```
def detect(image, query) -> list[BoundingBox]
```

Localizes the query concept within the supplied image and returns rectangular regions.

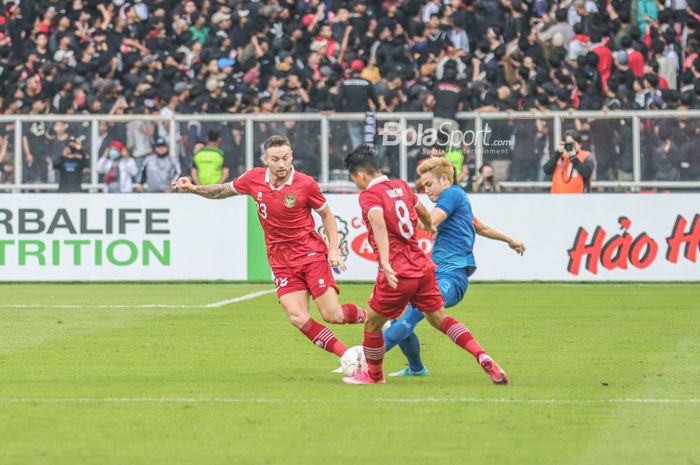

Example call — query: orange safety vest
[550,150,591,194]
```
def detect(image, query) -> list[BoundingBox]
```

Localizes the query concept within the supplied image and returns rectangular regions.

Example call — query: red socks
[440,316,485,359]
[300,319,347,357]
[341,303,367,323]
[363,331,386,381]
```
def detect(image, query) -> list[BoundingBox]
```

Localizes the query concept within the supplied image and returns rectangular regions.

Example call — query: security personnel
[543,129,595,193]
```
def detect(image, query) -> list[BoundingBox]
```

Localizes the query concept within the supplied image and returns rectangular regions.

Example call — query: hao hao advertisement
[318,194,700,282]
[0,195,247,281]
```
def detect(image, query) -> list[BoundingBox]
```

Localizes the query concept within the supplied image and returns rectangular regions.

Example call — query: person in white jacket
[96,140,138,193]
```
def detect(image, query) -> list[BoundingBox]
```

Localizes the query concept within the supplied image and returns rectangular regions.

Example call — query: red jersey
[232,167,329,268]
[359,176,434,278]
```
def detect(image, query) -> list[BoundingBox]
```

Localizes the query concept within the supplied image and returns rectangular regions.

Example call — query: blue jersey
[431,185,476,273]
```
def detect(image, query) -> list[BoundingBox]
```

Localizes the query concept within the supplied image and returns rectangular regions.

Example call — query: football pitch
[1,282,698,465]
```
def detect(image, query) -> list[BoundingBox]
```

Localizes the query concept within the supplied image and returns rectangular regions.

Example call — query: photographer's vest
[551,150,591,194]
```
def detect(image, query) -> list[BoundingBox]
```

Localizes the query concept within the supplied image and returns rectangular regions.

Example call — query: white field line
[0,289,276,309]
[204,289,276,308]
[0,397,699,405]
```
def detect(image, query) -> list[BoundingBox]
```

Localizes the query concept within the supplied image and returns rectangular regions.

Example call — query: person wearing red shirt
[173,135,366,361]
[622,36,645,78]
[591,33,613,91]
[341,145,504,384]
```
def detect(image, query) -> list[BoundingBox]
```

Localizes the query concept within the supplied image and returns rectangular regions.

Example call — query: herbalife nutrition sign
[0,195,247,281]
[0,207,170,267]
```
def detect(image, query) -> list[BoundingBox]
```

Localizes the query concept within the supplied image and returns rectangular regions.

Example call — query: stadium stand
[0,0,699,189]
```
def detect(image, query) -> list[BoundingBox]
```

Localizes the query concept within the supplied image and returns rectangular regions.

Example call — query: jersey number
[395,200,414,239]
[257,202,268,219]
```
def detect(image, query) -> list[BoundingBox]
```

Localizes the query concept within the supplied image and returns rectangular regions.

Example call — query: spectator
[137,138,180,193]
[338,59,380,148]
[432,66,464,134]
[54,136,88,193]
[192,129,226,186]
[22,100,49,183]
[127,108,155,170]
[473,163,501,193]
[96,141,138,193]
[543,130,595,193]
[0,133,11,183]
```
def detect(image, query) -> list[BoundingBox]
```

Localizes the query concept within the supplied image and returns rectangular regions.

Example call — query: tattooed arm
[171,177,238,199]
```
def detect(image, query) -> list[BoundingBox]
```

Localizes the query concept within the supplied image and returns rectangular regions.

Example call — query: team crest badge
[284,194,297,208]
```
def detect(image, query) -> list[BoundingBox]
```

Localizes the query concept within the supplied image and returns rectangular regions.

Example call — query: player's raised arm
[368,208,398,288]
[171,177,238,199]
[474,218,526,255]
[317,205,347,271]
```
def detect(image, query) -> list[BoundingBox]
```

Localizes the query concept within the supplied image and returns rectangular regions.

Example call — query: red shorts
[272,260,339,299]
[368,270,444,319]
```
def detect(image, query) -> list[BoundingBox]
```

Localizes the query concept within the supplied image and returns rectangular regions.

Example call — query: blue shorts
[437,267,471,308]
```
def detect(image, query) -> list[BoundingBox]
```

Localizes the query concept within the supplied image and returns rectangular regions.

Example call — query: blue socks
[383,305,426,372]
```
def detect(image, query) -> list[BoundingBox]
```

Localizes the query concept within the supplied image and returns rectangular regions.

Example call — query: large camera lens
[564,142,574,152]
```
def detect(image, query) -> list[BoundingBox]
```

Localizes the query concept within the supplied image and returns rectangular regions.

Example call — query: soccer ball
[340,345,368,377]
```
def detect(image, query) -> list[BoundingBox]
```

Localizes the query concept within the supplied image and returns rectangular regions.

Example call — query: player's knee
[365,314,386,333]
[425,309,447,329]
[287,309,309,328]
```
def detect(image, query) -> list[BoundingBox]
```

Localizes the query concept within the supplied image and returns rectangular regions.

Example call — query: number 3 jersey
[359,175,435,278]
[232,167,329,269]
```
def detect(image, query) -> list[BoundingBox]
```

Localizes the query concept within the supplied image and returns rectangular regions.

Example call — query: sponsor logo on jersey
[257,192,263,200]
[284,194,297,208]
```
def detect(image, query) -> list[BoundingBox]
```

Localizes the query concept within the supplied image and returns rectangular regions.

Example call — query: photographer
[543,130,595,194]
[53,136,88,193]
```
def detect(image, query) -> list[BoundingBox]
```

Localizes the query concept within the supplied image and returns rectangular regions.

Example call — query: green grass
[0,283,699,465]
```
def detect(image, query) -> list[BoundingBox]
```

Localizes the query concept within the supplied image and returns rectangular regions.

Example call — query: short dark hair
[478,162,493,174]
[564,129,582,144]
[263,134,291,150]
[344,144,380,175]
[207,129,221,142]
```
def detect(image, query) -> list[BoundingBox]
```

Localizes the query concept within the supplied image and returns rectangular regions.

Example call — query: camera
[564,142,574,152]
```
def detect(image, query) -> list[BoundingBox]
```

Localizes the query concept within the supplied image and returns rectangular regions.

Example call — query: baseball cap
[212,12,232,25]
[173,82,190,94]
[155,137,168,147]
[350,59,364,72]
[302,13,314,27]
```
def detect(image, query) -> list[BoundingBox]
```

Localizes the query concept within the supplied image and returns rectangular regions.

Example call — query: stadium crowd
[0,0,699,189]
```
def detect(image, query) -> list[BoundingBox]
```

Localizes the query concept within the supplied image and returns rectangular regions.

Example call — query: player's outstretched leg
[384,306,428,376]
[281,291,348,357]
[424,309,508,385]
[343,308,387,384]
[314,289,367,324]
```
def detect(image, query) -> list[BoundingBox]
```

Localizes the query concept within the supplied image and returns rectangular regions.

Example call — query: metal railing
[1,110,699,193]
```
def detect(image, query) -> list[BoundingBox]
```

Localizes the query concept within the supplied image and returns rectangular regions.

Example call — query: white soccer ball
[340,345,368,377]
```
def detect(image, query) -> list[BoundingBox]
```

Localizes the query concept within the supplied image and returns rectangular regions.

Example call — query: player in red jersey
[341,145,503,385]
[172,135,366,361]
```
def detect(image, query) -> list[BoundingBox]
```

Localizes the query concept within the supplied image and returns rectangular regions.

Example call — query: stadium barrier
[1,110,700,193]
[1,194,697,282]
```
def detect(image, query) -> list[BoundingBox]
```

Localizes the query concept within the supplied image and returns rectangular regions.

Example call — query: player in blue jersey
[383,157,525,384]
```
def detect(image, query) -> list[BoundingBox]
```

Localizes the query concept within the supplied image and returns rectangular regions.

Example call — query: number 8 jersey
[359,175,436,278]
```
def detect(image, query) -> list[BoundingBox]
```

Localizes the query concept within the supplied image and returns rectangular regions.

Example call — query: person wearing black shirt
[338,60,380,148]
[432,67,465,136]
[54,136,87,193]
